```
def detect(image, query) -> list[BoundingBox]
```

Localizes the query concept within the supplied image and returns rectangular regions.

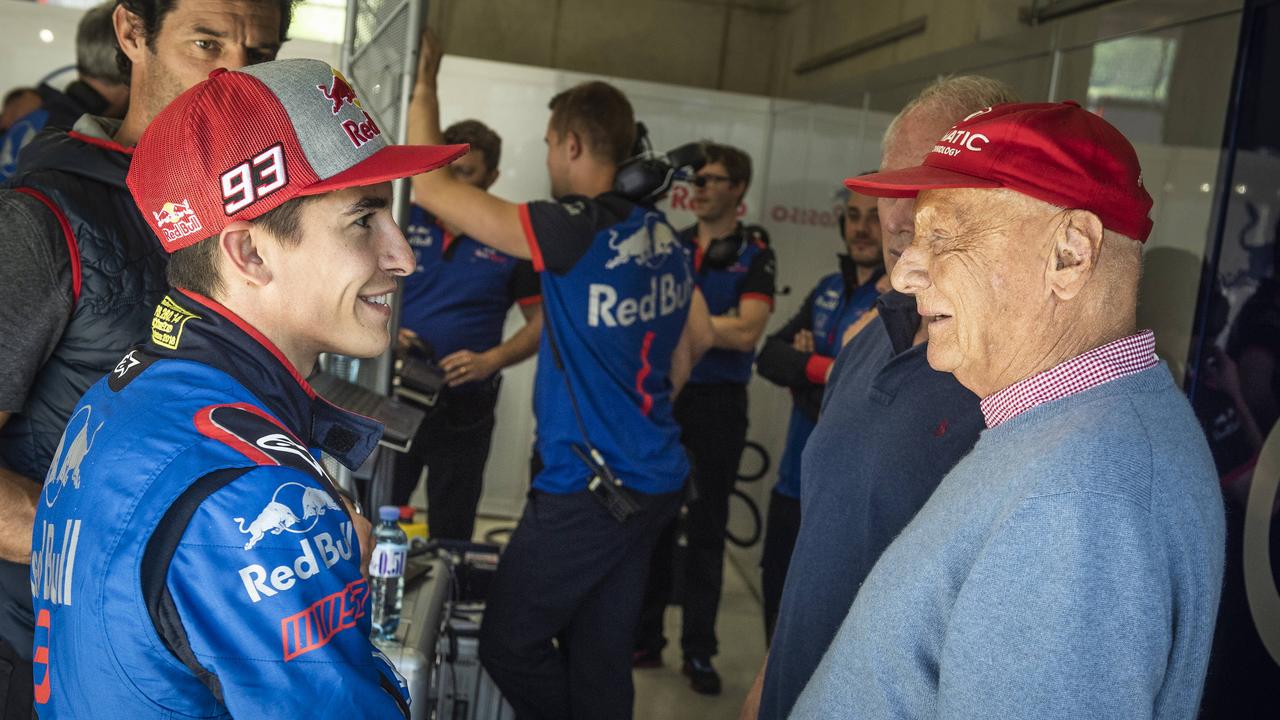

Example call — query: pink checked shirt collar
[980,330,1158,429]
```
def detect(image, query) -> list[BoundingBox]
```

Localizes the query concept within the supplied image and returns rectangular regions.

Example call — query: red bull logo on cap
[317,68,362,115]
[152,199,203,245]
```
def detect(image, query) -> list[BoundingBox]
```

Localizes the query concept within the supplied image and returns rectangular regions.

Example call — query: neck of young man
[697,212,739,249]
[569,163,616,199]
[219,291,320,379]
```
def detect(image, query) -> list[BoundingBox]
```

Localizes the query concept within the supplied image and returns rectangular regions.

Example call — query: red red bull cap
[845,101,1154,242]
[127,59,468,252]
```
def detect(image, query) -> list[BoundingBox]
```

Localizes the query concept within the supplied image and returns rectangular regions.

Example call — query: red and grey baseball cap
[846,101,1154,242]
[127,58,468,252]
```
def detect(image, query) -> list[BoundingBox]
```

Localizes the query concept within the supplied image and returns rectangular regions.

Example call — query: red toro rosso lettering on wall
[280,577,368,661]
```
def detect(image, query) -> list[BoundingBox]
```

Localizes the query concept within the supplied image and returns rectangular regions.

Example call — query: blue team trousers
[479,487,680,720]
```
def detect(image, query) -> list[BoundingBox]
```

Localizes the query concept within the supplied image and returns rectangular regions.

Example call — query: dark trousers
[637,384,748,659]
[760,489,801,643]
[0,561,32,720]
[479,488,680,720]
[391,381,499,541]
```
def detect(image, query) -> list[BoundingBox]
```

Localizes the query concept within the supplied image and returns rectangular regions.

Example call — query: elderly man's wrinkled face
[891,188,1061,393]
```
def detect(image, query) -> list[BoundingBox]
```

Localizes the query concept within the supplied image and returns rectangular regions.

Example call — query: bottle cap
[398,505,415,521]
[378,506,400,522]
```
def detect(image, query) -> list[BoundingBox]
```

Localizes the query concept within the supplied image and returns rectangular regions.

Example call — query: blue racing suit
[29,289,410,719]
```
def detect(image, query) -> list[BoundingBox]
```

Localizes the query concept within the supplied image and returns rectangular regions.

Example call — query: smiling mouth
[920,310,952,324]
[359,291,394,311]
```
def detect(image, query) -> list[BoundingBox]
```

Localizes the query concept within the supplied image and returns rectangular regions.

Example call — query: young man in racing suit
[28,58,465,718]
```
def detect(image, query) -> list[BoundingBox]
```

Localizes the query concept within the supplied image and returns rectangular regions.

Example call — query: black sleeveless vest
[0,120,169,481]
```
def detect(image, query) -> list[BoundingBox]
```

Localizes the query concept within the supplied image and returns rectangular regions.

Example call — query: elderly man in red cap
[791,102,1225,718]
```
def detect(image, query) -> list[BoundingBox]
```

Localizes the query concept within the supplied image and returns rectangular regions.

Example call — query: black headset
[702,224,770,270]
[613,123,706,204]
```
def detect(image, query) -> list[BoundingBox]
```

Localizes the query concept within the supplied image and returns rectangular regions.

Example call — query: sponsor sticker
[280,578,367,661]
[151,296,201,350]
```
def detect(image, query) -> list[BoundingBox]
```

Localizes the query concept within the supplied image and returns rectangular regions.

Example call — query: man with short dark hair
[635,141,776,695]
[0,89,41,133]
[409,32,713,719]
[391,118,543,541]
[0,2,131,181]
[30,57,461,718]
[0,0,291,713]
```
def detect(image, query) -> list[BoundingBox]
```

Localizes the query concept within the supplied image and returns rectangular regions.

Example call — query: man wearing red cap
[27,58,465,718]
[792,102,1225,718]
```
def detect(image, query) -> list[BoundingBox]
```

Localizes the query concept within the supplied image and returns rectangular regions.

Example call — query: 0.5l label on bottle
[370,543,407,578]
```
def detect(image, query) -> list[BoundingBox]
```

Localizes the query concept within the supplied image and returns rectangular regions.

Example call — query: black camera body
[394,336,447,407]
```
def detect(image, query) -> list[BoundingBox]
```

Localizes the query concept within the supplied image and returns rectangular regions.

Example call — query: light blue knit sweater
[791,363,1225,719]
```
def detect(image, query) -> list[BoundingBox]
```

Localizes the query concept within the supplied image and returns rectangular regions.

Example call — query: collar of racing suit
[142,288,384,471]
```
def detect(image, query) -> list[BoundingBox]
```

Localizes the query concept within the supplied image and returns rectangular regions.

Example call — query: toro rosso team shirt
[401,205,540,365]
[681,224,776,385]
[519,193,693,495]
[29,290,409,719]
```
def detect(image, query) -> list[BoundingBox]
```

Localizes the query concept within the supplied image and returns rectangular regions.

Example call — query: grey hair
[883,75,1020,150]
[77,2,128,85]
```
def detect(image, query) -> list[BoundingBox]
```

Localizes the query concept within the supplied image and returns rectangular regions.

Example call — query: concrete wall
[426,0,788,97]
[423,0,1037,100]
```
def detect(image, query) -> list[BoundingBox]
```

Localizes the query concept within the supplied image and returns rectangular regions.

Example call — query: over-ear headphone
[613,124,706,204]
[703,224,770,270]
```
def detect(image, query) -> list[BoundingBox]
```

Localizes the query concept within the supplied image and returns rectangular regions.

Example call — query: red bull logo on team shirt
[605,223,679,270]
[151,199,203,245]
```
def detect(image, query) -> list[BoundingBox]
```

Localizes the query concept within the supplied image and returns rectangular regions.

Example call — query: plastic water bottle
[369,505,408,641]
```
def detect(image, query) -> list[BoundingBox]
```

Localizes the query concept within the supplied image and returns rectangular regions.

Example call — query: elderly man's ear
[1047,209,1104,301]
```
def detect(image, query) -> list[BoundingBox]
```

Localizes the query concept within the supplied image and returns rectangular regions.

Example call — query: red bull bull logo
[151,199,203,245]
[234,481,341,551]
[317,68,362,115]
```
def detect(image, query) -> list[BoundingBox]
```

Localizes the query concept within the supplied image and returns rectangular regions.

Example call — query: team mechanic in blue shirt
[391,119,543,541]
[29,59,467,717]
[634,142,776,695]
[754,185,885,642]
[410,33,713,720]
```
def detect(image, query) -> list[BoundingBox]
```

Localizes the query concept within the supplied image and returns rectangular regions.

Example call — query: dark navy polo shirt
[519,193,693,495]
[400,204,540,362]
[682,225,776,385]
[757,257,883,499]
[758,291,983,720]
